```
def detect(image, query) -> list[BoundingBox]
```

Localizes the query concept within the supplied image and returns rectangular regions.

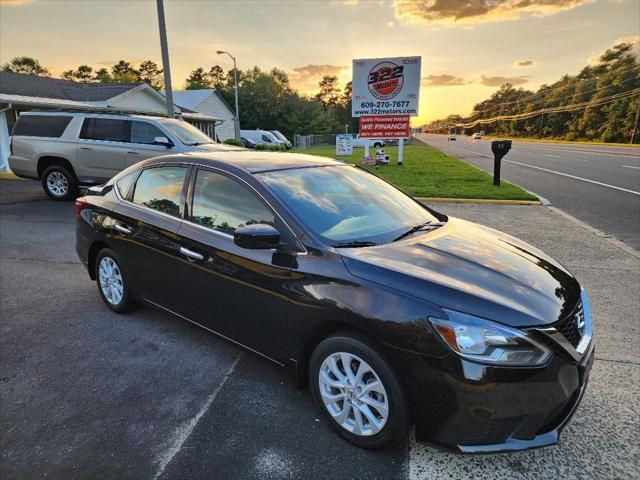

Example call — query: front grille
[462,416,527,446]
[552,301,584,348]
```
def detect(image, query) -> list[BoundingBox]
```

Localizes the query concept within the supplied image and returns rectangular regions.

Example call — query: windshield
[259,165,439,245]
[272,131,288,142]
[162,120,215,145]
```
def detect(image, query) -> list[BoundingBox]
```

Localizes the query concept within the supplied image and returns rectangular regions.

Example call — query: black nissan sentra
[75,150,594,452]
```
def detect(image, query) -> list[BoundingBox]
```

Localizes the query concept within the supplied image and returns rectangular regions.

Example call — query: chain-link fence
[294,134,412,149]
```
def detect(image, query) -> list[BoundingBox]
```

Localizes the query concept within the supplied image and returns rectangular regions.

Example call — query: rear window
[80,118,131,142]
[12,115,72,138]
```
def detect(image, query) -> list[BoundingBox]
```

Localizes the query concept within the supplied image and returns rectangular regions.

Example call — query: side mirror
[154,136,173,148]
[234,224,281,250]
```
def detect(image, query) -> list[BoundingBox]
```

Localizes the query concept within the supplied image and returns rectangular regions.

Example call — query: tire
[309,333,407,449]
[95,248,135,313]
[41,164,79,201]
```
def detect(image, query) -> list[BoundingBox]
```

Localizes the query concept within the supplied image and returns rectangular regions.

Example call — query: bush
[254,144,285,151]
[223,138,244,147]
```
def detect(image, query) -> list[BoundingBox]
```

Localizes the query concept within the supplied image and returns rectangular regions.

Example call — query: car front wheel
[41,165,79,201]
[309,333,407,449]
[95,248,134,313]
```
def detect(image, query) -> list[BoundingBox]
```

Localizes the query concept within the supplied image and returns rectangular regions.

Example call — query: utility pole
[631,99,640,144]
[217,50,240,140]
[156,0,175,118]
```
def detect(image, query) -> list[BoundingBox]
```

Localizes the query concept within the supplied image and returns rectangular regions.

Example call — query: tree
[111,60,138,83]
[185,67,211,90]
[61,65,94,83]
[2,56,50,76]
[137,60,163,89]
[94,68,113,83]
[208,65,225,87]
[315,75,341,111]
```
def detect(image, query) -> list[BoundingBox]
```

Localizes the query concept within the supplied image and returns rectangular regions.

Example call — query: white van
[240,129,286,148]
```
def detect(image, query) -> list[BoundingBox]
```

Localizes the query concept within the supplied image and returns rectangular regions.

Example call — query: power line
[456,88,640,128]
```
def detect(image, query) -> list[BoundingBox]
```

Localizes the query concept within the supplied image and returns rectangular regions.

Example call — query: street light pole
[156,0,175,118]
[217,50,240,140]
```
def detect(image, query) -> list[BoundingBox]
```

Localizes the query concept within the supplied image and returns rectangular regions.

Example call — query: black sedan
[75,151,594,452]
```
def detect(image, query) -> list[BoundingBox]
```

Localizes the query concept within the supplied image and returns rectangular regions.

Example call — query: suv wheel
[309,333,407,449]
[95,248,134,313]
[42,165,79,201]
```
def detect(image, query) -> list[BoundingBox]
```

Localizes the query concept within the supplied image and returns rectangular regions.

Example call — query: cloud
[588,35,640,65]
[514,60,536,67]
[289,64,350,93]
[0,0,32,5]
[480,74,529,86]
[422,74,468,86]
[393,0,585,25]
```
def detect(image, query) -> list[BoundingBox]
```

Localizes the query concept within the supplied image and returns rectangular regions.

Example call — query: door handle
[81,146,92,151]
[179,246,204,261]
[114,223,132,235]
[127,151,139,155]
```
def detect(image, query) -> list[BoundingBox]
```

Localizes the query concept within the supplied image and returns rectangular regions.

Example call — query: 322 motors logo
[367,62,404,100]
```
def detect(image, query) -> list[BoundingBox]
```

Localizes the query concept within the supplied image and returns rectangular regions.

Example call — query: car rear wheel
[95,248,134,313]
[41,165,79,201]
[309,333,407,449]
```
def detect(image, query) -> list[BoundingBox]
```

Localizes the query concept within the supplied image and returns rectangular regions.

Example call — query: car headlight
[429,310,552,366]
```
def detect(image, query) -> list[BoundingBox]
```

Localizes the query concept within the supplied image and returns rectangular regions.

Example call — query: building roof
[165,89,213,110]
[0,71,141,101]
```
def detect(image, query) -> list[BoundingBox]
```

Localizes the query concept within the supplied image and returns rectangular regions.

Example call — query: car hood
[339,217,580,327]
[188,144,245,152]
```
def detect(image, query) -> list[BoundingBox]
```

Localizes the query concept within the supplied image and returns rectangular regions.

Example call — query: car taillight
[74,197,88,218]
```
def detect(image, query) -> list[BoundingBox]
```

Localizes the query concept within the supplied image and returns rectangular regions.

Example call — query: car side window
[131,121,165,145]
[80,118,131,142]
[191,169,275,235]
[115,171,140,199]
[261,135,272,143]
[131,167,187,218]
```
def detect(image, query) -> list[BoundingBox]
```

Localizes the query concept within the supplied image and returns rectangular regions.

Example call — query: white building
[168,89,236,141]
[0,72,221,172]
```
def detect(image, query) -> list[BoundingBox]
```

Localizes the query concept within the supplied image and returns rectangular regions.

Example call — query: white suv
[9,111,240,200]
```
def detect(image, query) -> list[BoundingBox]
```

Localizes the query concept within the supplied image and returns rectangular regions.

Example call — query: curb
[0,172,21,180]
[416,197,541,205]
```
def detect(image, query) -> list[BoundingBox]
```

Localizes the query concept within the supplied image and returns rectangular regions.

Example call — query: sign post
[352,56,421,165]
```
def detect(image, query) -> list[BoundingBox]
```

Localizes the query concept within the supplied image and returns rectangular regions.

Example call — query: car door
[173,167,294,361]
[77,117,131,181]
[123,120,175,168]
[110,164,190,312]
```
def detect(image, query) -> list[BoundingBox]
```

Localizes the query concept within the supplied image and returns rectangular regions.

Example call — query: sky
[0,0,638,125]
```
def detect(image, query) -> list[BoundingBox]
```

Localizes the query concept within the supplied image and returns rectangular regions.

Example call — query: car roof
[152,149,344,174]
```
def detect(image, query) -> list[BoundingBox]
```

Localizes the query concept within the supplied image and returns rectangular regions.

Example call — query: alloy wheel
[98,257,124,305]
[46,171,69,197]
[318,352,389,436]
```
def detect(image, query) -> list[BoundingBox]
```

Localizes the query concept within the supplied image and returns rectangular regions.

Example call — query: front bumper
[387,337,595,453]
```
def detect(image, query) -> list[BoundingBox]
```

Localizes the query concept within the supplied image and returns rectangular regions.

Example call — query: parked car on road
[76,150,594,452]
[8,111,237,200]
[472,133,482,140]
[270,130,293,149]
[447,134,457,141]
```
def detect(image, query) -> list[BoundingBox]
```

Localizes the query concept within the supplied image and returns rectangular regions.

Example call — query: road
[417,134,640,250]
[1,180,638,479]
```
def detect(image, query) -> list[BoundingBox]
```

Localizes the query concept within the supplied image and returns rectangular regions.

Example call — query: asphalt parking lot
[1,179,639,479]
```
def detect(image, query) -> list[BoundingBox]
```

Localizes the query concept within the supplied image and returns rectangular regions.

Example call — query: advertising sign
[359,115,411,138]
[352,56,421,117]
[335,134,353,156]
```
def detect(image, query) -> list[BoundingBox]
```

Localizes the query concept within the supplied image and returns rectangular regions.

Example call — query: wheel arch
[37,155,77,180]
[87,240,110,281]
[294,321,387,388]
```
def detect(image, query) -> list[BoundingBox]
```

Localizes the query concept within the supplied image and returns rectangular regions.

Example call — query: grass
[293,141,538,201]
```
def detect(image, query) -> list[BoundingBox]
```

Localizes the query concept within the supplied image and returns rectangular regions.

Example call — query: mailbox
[490,140,512,186]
